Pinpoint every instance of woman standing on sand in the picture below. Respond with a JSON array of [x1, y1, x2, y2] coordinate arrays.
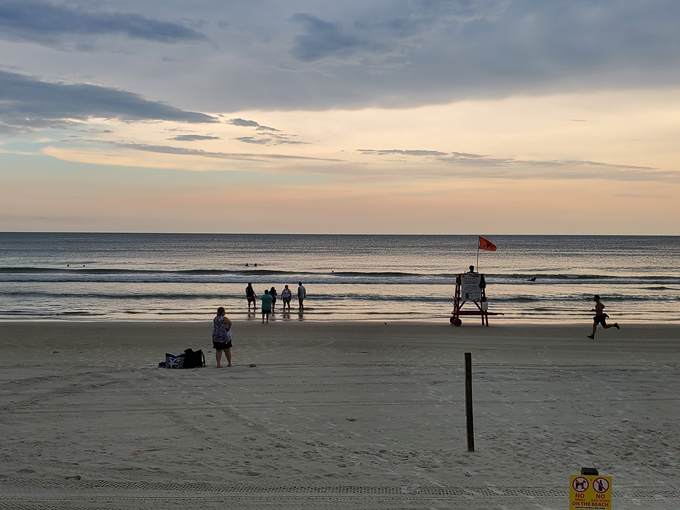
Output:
[[212, 307, 232, 368]]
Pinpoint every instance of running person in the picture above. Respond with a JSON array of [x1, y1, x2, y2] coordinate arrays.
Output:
[[587, 295, 620, 339]]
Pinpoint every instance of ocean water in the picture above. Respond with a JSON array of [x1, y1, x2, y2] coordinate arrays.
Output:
[[0, 233, 678, 324]]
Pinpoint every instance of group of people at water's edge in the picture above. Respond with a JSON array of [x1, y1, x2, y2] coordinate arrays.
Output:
[[245, 282, 306, 323]]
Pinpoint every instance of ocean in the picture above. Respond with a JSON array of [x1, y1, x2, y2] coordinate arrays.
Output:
[[0, 233, 678, 324]]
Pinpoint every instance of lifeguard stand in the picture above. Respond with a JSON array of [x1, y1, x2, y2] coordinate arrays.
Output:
[[450, 272, 502, 326]]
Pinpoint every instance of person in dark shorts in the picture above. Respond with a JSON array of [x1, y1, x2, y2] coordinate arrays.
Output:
[[281, 285, 292, 311], [245, 283, 257, 311], [212, 307, 232, 367], [587, 295, 620, 339], [260, 289, 273, 323], [297, 281, 306, 310]]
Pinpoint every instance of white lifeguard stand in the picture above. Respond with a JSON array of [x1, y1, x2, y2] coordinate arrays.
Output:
[[450, 271, 502, 326]]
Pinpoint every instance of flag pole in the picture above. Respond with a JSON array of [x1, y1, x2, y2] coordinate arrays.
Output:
[[476, 239, 479, 272]]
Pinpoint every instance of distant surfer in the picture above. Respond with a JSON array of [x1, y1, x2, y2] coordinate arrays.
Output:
[[587, 295, 620, 339], [528, 277, 536, 282]]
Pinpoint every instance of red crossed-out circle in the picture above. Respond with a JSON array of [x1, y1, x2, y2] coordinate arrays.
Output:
[[593, 477, 610, 493], [572, 477, 589, 492]]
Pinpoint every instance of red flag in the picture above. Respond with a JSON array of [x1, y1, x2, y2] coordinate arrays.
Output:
[[478, 236, 497, 251]]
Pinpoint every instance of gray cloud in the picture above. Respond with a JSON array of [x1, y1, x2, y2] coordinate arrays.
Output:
[[229, 118, 259, 127], [170, 134, 219, 141], [356, 147, 678, 181], [229, 118, 308, 146], [290, 1, 505, 62], [274, 139, 309, 145], [290, 13, 384, 62], [0, 69, 216, 134], [112, 142, 340, 162], [360, 147, 656, 169], [234, 133, 311, 146], [229, 118, 279, 132], [358, 149, 448, 157], [0, 0, 208, 46], [2, 1, 680, 115], [235, 136, 270, 145], [188, 0, 680, 111]]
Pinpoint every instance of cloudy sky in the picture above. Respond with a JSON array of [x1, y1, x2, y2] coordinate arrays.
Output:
[[1, 0, 679, 234]]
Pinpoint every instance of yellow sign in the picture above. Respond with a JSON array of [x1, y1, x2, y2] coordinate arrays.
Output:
[[569, 475, 612, 509]]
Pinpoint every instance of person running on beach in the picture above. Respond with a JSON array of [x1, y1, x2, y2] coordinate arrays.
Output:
[[212, 307, 232, 368], [269, 286, 277, 310], [297, 282, 306, 310], [260, 289, 273, 323], [587, 295, 620, 339], [245, 283, 257, 311], [281, 285, 292, 311]]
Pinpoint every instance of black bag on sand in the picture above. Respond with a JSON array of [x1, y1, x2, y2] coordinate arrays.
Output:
[[182, 348, 205, 369]]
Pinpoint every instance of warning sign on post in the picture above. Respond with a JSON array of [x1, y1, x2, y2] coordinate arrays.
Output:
[[569, 475, 612, 509]]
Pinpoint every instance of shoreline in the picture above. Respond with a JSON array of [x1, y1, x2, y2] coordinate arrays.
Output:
[[2, 316, 679, 324], [5, 319, 680, 328]]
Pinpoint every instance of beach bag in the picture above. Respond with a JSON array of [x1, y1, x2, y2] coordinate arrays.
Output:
[[165, 353, 185, 369], [182, 348, 205, 369]]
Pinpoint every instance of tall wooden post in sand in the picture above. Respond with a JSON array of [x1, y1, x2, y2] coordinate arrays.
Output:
[[465, 352, 475, 452]]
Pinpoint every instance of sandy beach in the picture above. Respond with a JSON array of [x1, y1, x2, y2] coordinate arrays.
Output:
[[1, 321, 678, 509]]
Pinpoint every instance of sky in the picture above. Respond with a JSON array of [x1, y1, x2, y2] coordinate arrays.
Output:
[[1, 0, 679, 234]]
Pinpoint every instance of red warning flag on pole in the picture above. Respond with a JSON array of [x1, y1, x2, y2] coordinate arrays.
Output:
[[478, 236, 497, 251]]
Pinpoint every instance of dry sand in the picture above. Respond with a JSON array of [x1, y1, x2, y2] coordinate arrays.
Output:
[[0, 321, 678, 509]]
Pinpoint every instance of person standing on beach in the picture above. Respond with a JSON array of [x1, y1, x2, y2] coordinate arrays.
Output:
[[297, 282, 306, 310], [587, 295, 620, 339], [245, 283, 257, 312], [212, 307, 232, 368], [261, 289, 273, 323], [281, 285, 292, 311]]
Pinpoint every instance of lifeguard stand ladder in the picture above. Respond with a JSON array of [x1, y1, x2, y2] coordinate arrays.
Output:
[[450, 272, 503, 327]]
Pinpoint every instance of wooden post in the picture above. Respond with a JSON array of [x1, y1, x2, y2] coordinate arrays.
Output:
[[465, 352, 474, 452]]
